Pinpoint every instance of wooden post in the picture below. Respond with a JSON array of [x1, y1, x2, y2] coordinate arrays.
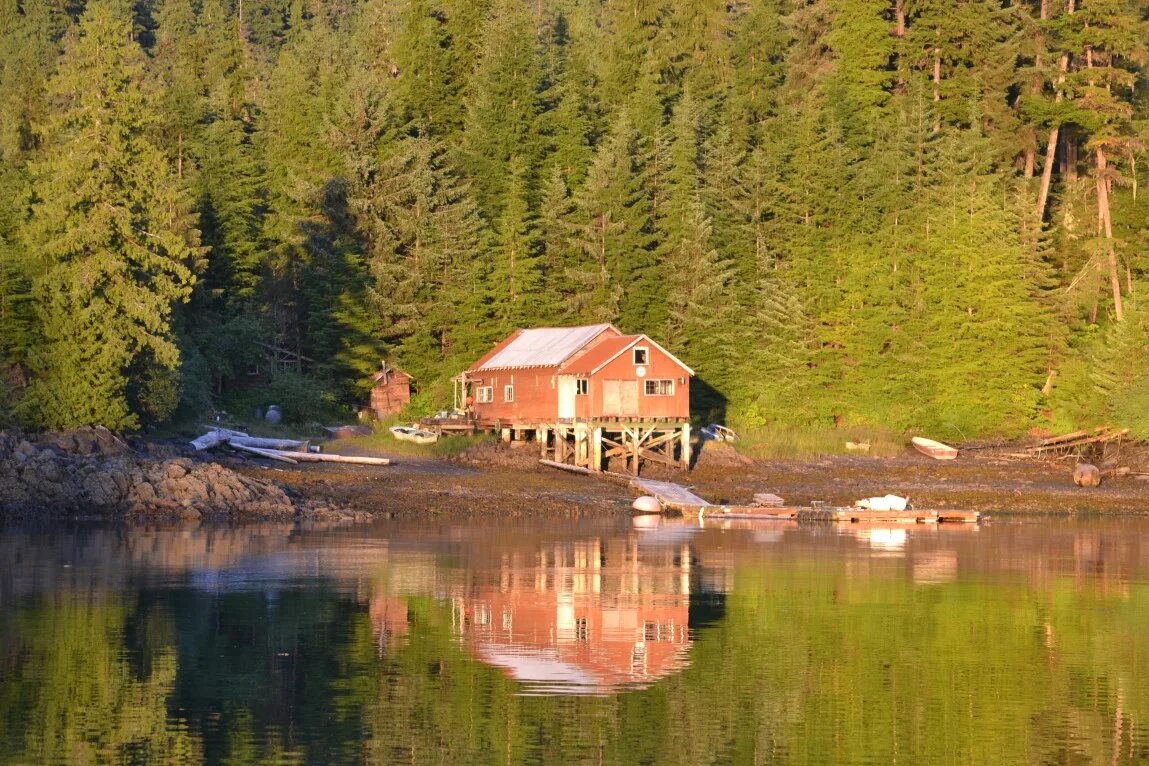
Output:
[[630, 427, 640, 475], [679, 423, 691, 471], [591, 426, 603, 473], [539, 425, 549, 459], [501, 428, 512, 443], [574, 422, 587, 467]]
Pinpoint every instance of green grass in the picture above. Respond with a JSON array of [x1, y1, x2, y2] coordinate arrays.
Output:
[[338, 422, 495, 458], [731, 424, 908, 460]]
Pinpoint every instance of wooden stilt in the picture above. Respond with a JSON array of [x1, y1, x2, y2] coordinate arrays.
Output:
[[680, 423, 691, 471], [591, 426, 603, 473], [630, 427, 640, 475]]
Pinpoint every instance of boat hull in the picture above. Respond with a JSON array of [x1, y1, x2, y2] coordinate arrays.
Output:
[[911, 436, 958, 460]]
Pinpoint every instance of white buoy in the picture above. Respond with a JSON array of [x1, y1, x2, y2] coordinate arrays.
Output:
[[631, 495, 663, 514]]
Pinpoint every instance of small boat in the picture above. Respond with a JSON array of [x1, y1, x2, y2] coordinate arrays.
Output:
[[701, 423, 737, 442], [911, 436, 958, 460], [854, 494, 910, 511], [389, 425, 439, 445]]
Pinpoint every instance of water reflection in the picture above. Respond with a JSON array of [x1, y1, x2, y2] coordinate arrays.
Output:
[[447, 536, 696, 694], [1, 517, 1148, 764]]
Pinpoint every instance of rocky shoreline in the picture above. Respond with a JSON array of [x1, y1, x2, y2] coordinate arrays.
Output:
[[0, 428, 364, 522]]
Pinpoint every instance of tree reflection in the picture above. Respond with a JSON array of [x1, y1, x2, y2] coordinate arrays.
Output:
[[0, 522, 1147, 764]]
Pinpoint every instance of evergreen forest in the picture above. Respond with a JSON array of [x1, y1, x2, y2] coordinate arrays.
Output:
[[1, 0, 1147, 437]]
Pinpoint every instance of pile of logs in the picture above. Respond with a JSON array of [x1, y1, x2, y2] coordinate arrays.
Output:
[[191, 427, 390, 466], [1021, 426, 1130, 455]]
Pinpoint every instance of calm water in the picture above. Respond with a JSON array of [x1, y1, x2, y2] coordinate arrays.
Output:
[[1, 515, 1148, 765]]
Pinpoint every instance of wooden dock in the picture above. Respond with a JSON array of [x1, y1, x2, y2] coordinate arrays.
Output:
[[703, 507, 981, 524], [628, 477, 980, 524]]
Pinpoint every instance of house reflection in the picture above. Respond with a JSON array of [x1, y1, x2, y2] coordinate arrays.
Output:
[[445, 535, 701, 694]]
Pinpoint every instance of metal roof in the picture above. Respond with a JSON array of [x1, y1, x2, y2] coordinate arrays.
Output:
[[475, 324, 615, 370]]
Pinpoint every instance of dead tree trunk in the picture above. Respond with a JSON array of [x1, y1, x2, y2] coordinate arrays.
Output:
[[1096, 147, 1124, 321], [1036, 0, 1074, 220]]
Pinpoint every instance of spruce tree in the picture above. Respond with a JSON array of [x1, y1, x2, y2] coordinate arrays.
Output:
[[569, 113, 657, 327], [357, 135, 491, 384], [21, 0, 201, 429], [536, 164, 579, 322], [489, 155, 542, 332], [461, 0, 545, 217]]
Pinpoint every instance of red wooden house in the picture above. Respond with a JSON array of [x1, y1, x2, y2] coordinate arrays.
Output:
[[459, 324, 694, 473], [463, 324, 693, 424]]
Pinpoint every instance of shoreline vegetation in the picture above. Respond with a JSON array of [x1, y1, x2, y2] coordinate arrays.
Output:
[[1, 0, 1148, 444]]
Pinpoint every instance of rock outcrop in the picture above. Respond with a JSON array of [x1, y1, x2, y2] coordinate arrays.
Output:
[[0, 428, 308, 519]]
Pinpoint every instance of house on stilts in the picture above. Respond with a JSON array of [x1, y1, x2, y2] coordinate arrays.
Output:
[[434, 324, 694, 474]]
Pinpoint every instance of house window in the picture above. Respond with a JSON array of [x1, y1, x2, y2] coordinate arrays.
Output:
[[576, 379, 589, 395], [644, 379, 674, 396], [504, 385, 514, 402], [476, 386, 494, 403], [633, 347, 648, 365]]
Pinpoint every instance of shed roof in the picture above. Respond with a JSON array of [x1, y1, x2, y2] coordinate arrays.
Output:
[[558, 336, 641, 375], [559, 334, 695, 376], [470, 324, 617, 371]]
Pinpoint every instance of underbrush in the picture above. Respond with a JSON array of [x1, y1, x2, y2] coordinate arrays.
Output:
[[732, 424, 908, 459]]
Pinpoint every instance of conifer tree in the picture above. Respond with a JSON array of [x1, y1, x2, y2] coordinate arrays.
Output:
[[536, 164, 579, 322], [489, 156, 542, 332], [461, 0, 544, 217], [538, 16, 598, 187], [388, 0, 465, 136], [569, 114, 657, 327], [20, 0, 201, 429], [357, 135, 491, 383]]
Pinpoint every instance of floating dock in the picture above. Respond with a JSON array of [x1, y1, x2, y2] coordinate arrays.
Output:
[[628, 478, 980, 524]]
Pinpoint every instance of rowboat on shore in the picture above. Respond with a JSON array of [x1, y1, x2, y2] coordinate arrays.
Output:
[[911, 436, 958, 460], [389, 426, 439, 445]]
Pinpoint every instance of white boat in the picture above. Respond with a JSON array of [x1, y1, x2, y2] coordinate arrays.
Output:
[[854, 494, 911, 512], [911, 436, 958, 460], [389, 425, 439, 445], [701, 424, 737, 442]]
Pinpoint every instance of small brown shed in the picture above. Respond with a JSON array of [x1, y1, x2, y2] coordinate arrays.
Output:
[[369, 362, 412, 418]]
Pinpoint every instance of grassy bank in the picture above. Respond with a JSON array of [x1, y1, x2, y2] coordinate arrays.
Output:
[[731, 425, 909, 460], [337, 422, 495, 459]]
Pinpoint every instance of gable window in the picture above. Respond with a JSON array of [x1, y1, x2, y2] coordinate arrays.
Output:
[[476, 386, 494, 403], [576, 379, 589, 395], [644, 379, 674, 396], [504, 385, 514, 402], [632, 347, 648, 365]]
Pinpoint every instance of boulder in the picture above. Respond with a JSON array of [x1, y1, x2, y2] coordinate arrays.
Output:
[[1073, 463, 1102, 488]]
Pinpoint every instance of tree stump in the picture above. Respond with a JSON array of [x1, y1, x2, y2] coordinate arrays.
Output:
[[1073, 463, 1101, 487]]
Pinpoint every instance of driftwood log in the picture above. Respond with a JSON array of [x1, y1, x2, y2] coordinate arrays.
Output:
[[230, 443, 300, 464], [230, 436, 311, 452], [1073, 463, 1102, 487]]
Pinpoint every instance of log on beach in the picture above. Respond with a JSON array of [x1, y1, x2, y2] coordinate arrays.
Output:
[[230, 443, 299, 464], [230, 436, 311, 452], [190, 430, 230, 451], [271, 450, 390, 466]]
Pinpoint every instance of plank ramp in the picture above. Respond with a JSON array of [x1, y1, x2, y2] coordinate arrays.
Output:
[[630, 478, 711, 511]]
